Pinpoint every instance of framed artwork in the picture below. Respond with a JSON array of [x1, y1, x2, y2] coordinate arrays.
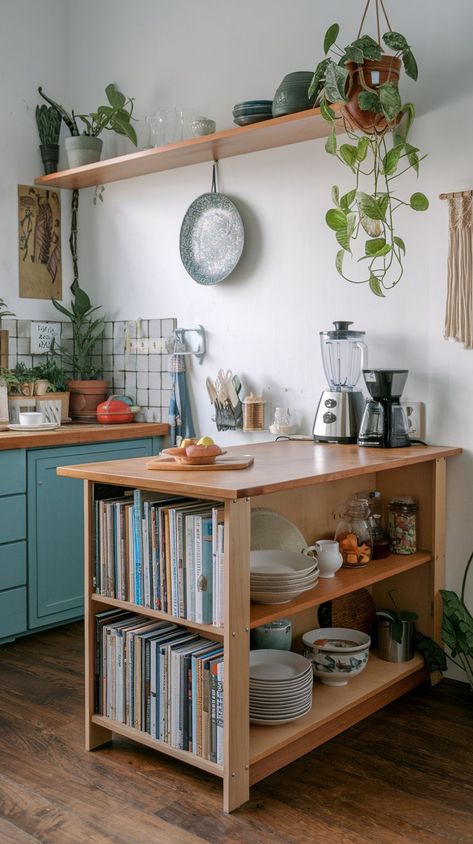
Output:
[[18, 185, 62, 299]]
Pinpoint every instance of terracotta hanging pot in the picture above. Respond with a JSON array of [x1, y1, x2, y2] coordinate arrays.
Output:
[[67, 379, 108, 423], [341, 55, 402, 134]]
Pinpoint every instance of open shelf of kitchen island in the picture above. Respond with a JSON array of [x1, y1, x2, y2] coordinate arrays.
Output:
[[34, 105, 343, 190], [57, 440, 460, 813]]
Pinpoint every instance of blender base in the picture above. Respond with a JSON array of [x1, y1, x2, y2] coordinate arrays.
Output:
[[313, 390, 365, 444]]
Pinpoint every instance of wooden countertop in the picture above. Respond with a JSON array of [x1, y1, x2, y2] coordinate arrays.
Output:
[[56, 440, 461, 500], [0, 422, 168, 450]]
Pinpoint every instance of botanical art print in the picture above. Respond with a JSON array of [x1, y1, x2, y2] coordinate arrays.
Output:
[[18, 184, 62, 299]]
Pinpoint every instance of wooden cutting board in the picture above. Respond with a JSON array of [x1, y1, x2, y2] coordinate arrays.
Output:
[[146, 455, 254, 471]]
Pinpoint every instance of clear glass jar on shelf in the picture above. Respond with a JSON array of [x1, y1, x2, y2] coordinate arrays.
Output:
[[388, 496, 418, 554], [335, 498, 373, 568]]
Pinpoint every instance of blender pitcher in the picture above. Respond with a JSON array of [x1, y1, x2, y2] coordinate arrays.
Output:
[[313, 321, 367, 443]]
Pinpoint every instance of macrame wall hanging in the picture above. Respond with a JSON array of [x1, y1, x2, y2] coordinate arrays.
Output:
[[440, 189, 473, 349]]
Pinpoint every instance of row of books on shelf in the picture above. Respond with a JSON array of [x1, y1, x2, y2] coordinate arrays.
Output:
[[94, 490, 225, 626], [96, 610, 224, 763]]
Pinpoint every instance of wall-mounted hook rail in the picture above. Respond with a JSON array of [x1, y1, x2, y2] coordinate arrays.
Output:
[[167, 325, 206, 364]]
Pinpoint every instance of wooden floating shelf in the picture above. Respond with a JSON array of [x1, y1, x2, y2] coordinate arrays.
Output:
[[91, 714, 224, 778], [249, 550, 432, 628], [34, 104, 343, 190], [249, 652, 427, 784], [91, 593, 223, 639]]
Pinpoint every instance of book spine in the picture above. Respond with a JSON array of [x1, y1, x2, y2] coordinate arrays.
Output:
[[200, 517, 213, 625], [194, 516, 203, 624], [216, 659, 224, 765], [185, 515, 195, 622]]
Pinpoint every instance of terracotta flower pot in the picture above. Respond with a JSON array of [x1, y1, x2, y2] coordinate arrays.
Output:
[[67, 379, 108, 423], [341, 55, 402, 134]]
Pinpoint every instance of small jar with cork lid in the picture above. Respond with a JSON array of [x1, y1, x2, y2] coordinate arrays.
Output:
[[243, 393, 265, 431]]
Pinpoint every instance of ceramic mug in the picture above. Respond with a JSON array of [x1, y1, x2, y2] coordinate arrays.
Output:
[[303, 539, 343, 578], [19, 411, 44, 427]]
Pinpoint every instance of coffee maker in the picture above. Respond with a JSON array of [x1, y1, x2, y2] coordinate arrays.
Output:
[[358, 369, 410, 448], [313, 321, 367, 443]]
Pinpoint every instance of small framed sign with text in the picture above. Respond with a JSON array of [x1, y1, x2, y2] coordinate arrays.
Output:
[[30, 322, 61, 354]]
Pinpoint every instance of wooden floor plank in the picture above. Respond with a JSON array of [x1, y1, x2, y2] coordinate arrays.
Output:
[[0, 622, 472, 844]]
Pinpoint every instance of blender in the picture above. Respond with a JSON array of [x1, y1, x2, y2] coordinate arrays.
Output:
[[357, 369, 410, 448], [313, 321, 367, 443]]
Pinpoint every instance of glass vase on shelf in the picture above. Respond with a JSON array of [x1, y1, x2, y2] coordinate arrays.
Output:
[[335, 498, 373, 568]]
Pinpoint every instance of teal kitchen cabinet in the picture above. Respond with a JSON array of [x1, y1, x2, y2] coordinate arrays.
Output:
[[27, 438, 155, 630], [0, 450, 27, 638]]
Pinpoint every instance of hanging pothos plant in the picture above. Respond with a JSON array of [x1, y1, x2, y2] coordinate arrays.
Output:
[[309, 20, 429, 296]]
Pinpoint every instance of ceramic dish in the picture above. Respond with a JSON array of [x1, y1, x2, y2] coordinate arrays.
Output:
[[302, 627, 371, 687], [249, 703, 312, 725], [250, 549, 317, 576], [8, 422, 61, 431], [180, 192, 244, 285], [249, 649, 312, 681], [251, 508, 306, 552], [233, 114, 274, 126]]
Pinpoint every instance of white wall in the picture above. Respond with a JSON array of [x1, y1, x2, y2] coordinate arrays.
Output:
[[2, 1, 473, 607]]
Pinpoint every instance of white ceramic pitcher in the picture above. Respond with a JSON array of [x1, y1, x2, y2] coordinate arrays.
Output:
[[304, 539, 343, 578]]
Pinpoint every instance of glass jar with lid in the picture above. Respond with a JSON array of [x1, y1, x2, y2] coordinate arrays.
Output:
[[388, 496, 418, 554], [334, 498, 373, 568]]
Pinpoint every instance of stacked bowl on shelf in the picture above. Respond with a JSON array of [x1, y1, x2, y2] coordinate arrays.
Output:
[[250, 549, 319, 604], [249, 649, 313, 724], [232, 100, 274, 126]]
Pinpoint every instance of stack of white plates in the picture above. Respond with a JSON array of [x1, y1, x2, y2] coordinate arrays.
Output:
[[249, 649, 313, 724], [250, 549, 319, 604]]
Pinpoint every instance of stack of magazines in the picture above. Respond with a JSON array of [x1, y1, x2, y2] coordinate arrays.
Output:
[[94, 492, 225, 626], [95, 610, 224, 762]]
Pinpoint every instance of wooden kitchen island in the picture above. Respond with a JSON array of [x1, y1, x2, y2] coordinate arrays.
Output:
[[58, 440, 460, 813]]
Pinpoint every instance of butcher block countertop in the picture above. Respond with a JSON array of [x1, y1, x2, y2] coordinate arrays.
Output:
[[0, 422, 168, 450], [57, 440, 461, 500]]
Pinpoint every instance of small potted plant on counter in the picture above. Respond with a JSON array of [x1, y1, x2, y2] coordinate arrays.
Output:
[[51, 285, 108, 422], [32, 358, 70, 422], [38, 83, 138, 168]]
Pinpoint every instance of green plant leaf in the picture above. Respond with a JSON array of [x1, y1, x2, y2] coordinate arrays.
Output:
[[410, 192, 429, 211], [106, 83, 126, 109], [326, 208, 347, 231], [402, 49, 418, 81], [440, 589, 473, 659], [377, 194, 389, 219], [415, 631, 448, 673], [308, 59, 329, 99], [339, 143, 358, 169], [343, 45, 364, 64], [320, 99, 336, 123], [113, 118, 138, 145], [324, 62, 348, 103], [360, 213, 382, 237], [335, 249, 345, 275], [336, 228, 351, 252], [382, 31, 409, 52], [356, 191, 386, 221], [358, 91, 383, 113], [331, 185, 340, 207], [369, 273, 386, 298], [325, 128, 337, 155], [405, 142, 420, 175], [393, 103, 416, 144], [365, 238, 386, 256], [346, 212, 356, 240], [350, 34, 381, 61], [356, 137, 369, 161], [383, 143, 404, 176], [51, 298, 74, 320], [74, 286, 92, 315], [379, 82, 402, 121], [340, 189, 357, 213], [324, 23, 340, 55], [399, 610, 419, 622], [394, 236, 406, 254]]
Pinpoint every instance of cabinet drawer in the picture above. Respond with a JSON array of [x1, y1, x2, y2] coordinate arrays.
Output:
[[0, 541, 26, 590], [0, 450, 26, 496], [0, 495, 26, 543], [0, 587, 26, 638]]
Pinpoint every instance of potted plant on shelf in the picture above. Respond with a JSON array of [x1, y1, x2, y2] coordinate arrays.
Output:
[[38, 83, 138, 168], [309, 14, 428, 297], [51, 285, 108, 422], [32, 358, 70, 422], [35, 104, 62, 175], [376, 590, 418, 662]]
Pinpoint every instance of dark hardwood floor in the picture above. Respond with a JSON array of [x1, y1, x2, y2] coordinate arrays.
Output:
[[0, 622, 472, 844]]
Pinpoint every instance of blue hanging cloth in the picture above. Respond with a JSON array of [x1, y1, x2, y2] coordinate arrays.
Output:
[[168, 332, 196, 445]]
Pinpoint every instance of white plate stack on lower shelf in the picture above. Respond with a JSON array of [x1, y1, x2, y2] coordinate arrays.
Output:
[[250, 549, 319, 604], [249, 649, 314, 725]]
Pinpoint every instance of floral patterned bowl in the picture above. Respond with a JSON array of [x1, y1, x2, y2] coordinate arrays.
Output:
[[302, 627, 371, 687]]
